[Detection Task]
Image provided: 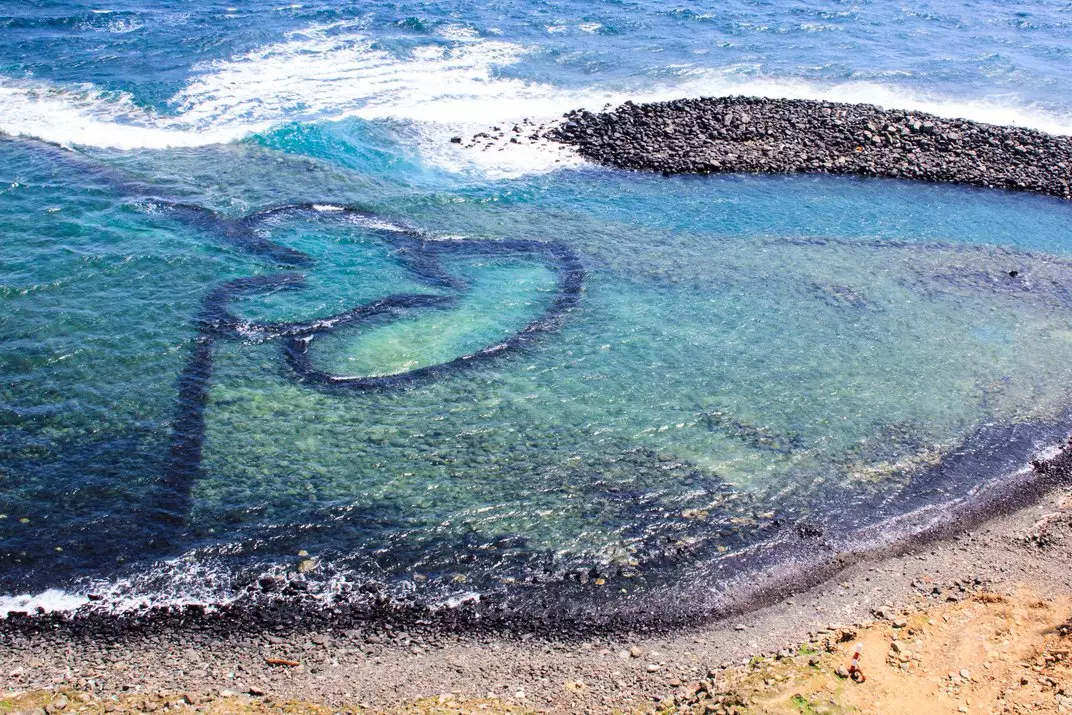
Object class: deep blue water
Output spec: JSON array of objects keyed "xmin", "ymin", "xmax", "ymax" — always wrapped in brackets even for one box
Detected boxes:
[{"xmin": 2, "ymin": 0, "xmax": 1072, "ymax": 617}]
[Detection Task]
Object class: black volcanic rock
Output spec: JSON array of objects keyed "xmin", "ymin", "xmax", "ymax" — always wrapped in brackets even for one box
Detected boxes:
[{"xmin": 547, "ymin": 96, "xmax": 1072, "ymax": 199}]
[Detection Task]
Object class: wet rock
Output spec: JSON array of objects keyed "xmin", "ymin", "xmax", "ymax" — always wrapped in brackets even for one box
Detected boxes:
[{"xmin": 258, "ymin": 576, "xmax": 285, "ymax": 593}]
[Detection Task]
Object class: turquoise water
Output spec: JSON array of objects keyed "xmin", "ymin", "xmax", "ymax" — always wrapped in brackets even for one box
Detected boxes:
[{"xmin": 3, "ymin": 1, "xmax": 1072, "ymax": 613}]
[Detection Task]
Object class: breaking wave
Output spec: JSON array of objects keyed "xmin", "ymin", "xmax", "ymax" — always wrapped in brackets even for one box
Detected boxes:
[{"xmin": 2, "ymin": 19, "xmax": 1072, "ymax": 177}]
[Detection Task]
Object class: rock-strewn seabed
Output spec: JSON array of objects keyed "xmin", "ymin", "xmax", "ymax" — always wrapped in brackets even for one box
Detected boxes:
[{"xmin": 548, "ymin": 96, "xmax": 1072, "ymax": 199}]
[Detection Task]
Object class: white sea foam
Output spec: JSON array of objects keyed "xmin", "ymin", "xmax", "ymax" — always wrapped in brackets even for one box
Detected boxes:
[
  {"xmin": 0, "ymin": 82, "xmax": 258, "ymax": 150},
  {"xmin": 169, "ymin": 20, "xmax": 537, "ymax": 128},
  {"xmin": 438, "ymin": 23, "xmax": 481, "ymax": 41},
  {"xmin": 0, "ymin": 555, "xmax": 258, "ymax": 618},
  {"xmin": 103, "ymin": 17, "xmax": 143, "ymax": 34},
  {"xmin": 694, "ymin": 71, "xmax": 1072, "ymax": 137},
  {"xmin": 0, "ymin": 554, "xmax": 475, "ymax": 618},
  {"xmin": 0, "ymin": 588, "xmax": 89, "ymax": 617},
  {"xmin": 1, "ymin": 20, "xmax": 1071, "ymax": 178}
]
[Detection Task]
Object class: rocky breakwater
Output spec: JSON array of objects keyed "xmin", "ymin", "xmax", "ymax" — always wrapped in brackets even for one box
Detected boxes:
[{"xmin": 547, "ymin": 96, "xmax": 1072, "ymax": 199}]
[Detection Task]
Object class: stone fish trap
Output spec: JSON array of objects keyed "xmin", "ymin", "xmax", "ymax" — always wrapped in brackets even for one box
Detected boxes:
[
  {"xmin": 156, "ymin": 202, "xmax": 585, "ymax": 525},
  {"xmin": 5, "ymin": 134, "xmax": 1072, "ymax": 630}
]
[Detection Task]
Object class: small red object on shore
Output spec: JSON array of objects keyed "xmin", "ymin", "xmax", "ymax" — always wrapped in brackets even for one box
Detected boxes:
[
  {"xmin": 848, "ymin": 643, "xmax": 866, "ymax": 683},
  {"xmin": 265, "ymin": 657, "xmax": 300, "ymax": 667}
]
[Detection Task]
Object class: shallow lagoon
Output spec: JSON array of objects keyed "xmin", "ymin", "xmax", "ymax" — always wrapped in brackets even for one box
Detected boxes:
[{"xmin": 3, "ymin": 134, "xmax": 1072, "ymax": 614}]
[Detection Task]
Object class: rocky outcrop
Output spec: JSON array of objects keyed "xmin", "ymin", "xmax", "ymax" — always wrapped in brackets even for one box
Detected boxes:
[{"xmin": 548, "ymin": 96, "xmax": 1072, "ymax": 199}]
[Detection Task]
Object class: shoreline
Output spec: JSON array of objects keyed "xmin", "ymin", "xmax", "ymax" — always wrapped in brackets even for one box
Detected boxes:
[
  {"xmin": 3, "ymin": 480, "xmax": 1069, "ymax": 713},
  {"xmin": 3, "ymin": 415, "xmax": 1070, "ymax": 639},
  {"xmin": 5, "ymin": 427, "xmax": 1071, "ymax": 627}
]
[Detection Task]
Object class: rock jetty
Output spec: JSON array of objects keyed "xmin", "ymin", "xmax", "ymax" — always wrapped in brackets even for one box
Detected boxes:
[{"xmin": 548, "ymin": 96, "xmax": 1072, "ymax": 199}]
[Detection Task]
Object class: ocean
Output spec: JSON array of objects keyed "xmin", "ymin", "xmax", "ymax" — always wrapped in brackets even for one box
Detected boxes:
[{"xmin": 2, "ymin": 0, "xmax": 1072, "ymax": 621}]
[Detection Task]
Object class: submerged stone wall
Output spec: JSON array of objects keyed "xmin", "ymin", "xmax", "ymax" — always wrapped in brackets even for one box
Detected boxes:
[{"xmin": 548, "ymin": 96, "xmax": 1072, "ymax": 199}]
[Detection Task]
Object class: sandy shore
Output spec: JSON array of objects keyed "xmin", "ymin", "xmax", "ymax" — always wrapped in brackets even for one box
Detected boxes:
[{"xmin": 2, "ymin": 482, "xmax": 1069, "ymax": 714}]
